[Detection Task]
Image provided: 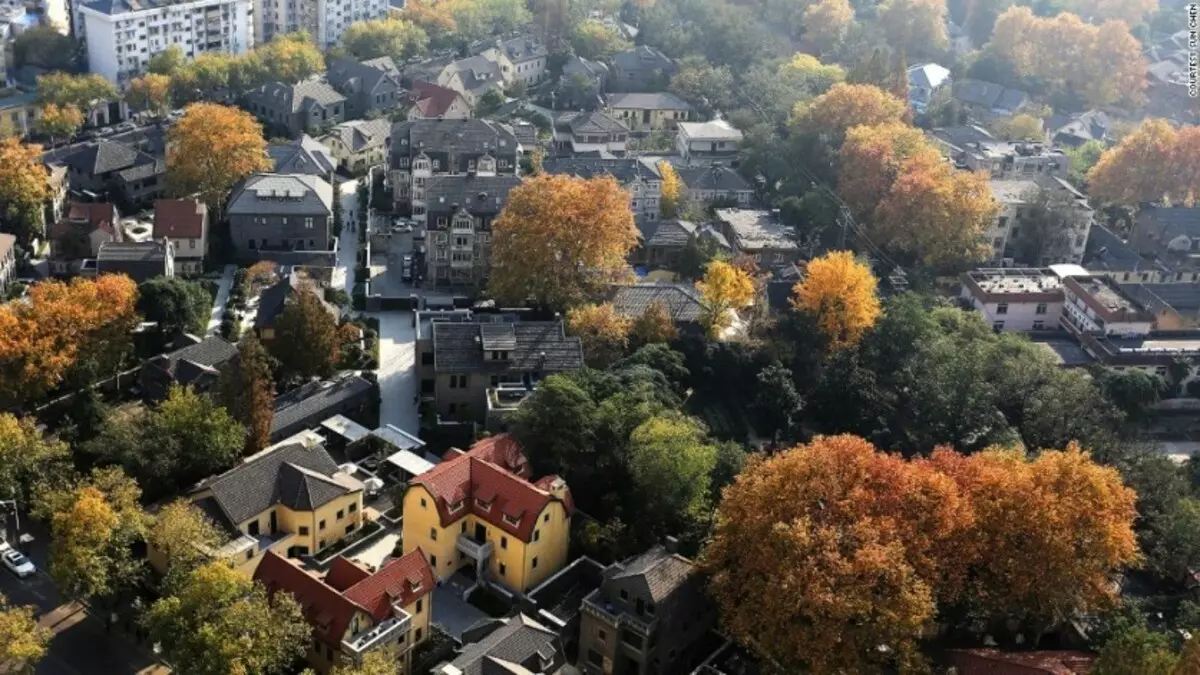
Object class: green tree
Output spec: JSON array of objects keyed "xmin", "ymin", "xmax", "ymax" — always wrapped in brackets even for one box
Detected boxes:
[
  {"xmin": 1096, "ymin": 368, "xmax": 1162, "ymax": 423},
  {"xmin": 148, "ymin": 500, "xmax": 226, "ymax": 593},
  {"xmin": 1144, "ymin": 498, "xmax": 1200, "ymax": 584},
  {"xmin": 137, "ymin": 276, "xmax": 213, "ymax": 336},
  {"xmin": 627, "ymin": 415, "xmax": 718, "ymax": 536},
  {"xmin": 269, "ymin": 288, "xmax": 339, "ymax": 379},
  {"xmin": 36, "ymin": 72, "xmax": 118, "ymax": 110},
  {"xmin": 476, "ymin": 89, "xmax": 505, "ymax": 117},
  {"xmin": 513, "ymin": 374, "xmax": 599, "ymax": 480},
  {"xmin": 0, "ymin": 595, "xmax": 52, "ymax": 674},
  {"xmin": 256, "ymin": 32, "xmax": 325, "ymax": 84},
  {"xmin": 340, "ymin": 17, "xmax": 429, "ymax": 62},
  {"xmin": 669, "ymin": 57, "xmax": 735, "ymax": 117},
  {"xmin": 11, "ymin": 25, "xmax": 77, "ymax": 71},
  {"xmin": 145, "ymin": 562, "xmax": 309, "ymax": 675},
  {"xmin": 1093, "ymin": 626, "xmax": 1178, "ymax": 675},
  {"xmin": 0, "ymin": 414, "xmax": 70, "ymax": 506},
  {"xmin": 570, "ymin": 19, "xmax": 632, "ymax": 60},
  {"xmin": 148, "ymin": 44, "xmax": 187, "ymax": 75},
  {"xmin": 1067, "ymin": 139, "xmax": 1107, "ymax": 185},
  {"xmin": 753, "ymin": 362, "xmax": 804, "ymax": 443},
  {"xmin": 218, "ymin": 333, "xmax": 276, "ymax": 455}
]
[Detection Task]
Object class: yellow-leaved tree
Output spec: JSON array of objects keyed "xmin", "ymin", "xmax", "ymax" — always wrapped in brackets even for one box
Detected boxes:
[
  {"xmin": 802, "ymin": 0, "xmax": 854, "ymax": 55},
  {"xmin": 0, "ymin": 136, "xmax": 50, "ymax": 244},
  {"xmin": 35, "ymin": 103, "xmax": 85, "ymax": 143},
  {"xmin": 791, "ymin": 83, "xmax": 908, "ymax": 145},
  {"xmin": 1087, "ymin": 119, "xmax": 1200, "ymax": 206},
  {"xmin": 566, "ymin": 302, "xmax": 633, "ymax": 368},
  {"xmin": 125, "ymin": 73, "xmax": 173, "ymax": 117},
  {"xmin": 696, "ymin": 260, "xmax": 755, "ymax": 338},
  {"xmin": 658, "ymin": 160, "xmax": 682, "ymax": 220},
  {"xmin": 167, "ymin": 103, "xmax": 270, "ymax": 213},
  {"xmin": 489, "ymin": 174, "xmax": 638, "ymax": 311},
  {"xmin": 792, "ymin": 251, "xmax": 882, "ymax": 350}
]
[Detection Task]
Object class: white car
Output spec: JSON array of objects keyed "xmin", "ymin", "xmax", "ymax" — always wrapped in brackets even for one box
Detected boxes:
[{"xmin": 0, "ymin": 544, "xmax": 35, "ymax": 579}]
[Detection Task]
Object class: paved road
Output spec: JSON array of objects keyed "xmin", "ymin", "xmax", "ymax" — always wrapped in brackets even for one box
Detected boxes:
[
  {"xmin": 205, "ymin": 264, "xmax": 236, "ymax": 336},
  {"xmin": 374, "ymin": 311, "xmax": 419, "ymax": 434},
  {"xmin": 335, "ymin": 177, "xmax": 361, "ymax": 295}
]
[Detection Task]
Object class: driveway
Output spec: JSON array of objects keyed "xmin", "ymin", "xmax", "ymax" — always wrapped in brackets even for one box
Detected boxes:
[
  {"xmin": 334, "ymin": 176, "xmax": 361, "ymax": 295},
  {"xmin": 205, "ymin": 264, "xmax": 236, "ymax": 336},
  {"xmin": 373, "ymin": 311, "xmax": 419, "ymax": 434},
  {"xmin": 432, "ymin": 577, "xmax": 490, "ymax": 642}
]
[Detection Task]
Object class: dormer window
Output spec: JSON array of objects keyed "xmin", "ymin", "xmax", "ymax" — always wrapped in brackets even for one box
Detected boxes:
[
  {"xmin": 502, "ymin": 513, "xmax": 520, "ymax": 526},
  {"xmin": 491, "ymin": 350, "xmax": 508, "ymax": 361},
  {"xmin": 475, "ymin": 497, "xmax": 492, "ymax": 510},
  {"xmin": 448, "ymin": 500, "xmax": 464, "ymax": 513}
]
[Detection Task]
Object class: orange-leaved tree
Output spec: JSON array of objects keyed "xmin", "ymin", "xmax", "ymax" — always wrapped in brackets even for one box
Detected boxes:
[
  {"xmin": 125, "ymin": 74, "xmax": 172, "ymax": 117},
  {"xmin": 565, "ymin": 303, "xmax": 633, "ymax": 368},
  {"xmin": 630, "ymin": 301, "xmax": 678, "ymax": 345},
  {"xmin": 34, "ymin": 103, "xmax": 84, "ymax": 143},
  {"xmin": 217, "ymin": 332, "xmax": 275, "ymax": 455},
  {"xmin": 696, "ymin": 260, "xmax": 755, "ymax": 338},
  {"xmin": 0, "ymin": 275, "xmax": 139, "ymax": 406},
  {"xmin": 802, "ymin": 0, "xmax": 855, "ymax": 55},
  {"xmin": 489, "ymin": 174, "xmax": 638, "ymax": 311},
  {"xmin": 1087, "ymin": 119, "xmax": 1200, "ymax": 206},
  {"xmin": 167, "ymin": 103, "xmax": 270, "ymax": 213},
  {"xmin": 0, "ymin": 136, "xmax": 51, "ymax": 244},
  {"xmin": 792, "ymin": 250, "xmax": 882, "ymax": 350},
  {"xmin": 837, "ymin": 121, "xmax": 934, "ymax": 220},
  {"xmin": 790, "ymin": 83, "xmax": 908, "ymax": 144}
]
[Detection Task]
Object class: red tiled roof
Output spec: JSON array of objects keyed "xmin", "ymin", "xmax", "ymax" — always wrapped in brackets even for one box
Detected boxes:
[
  {"xmin": 411, "ymin": 80, "xmax": 461, "ymax": 117},
  {"xmin": 946, "ymin": 649, "xmax": 1095, "ymax": 675},
  {"xmin": 342, "ymin": 548, "xmax": 435, "ymax": 619},
  {"xmin": 58, "ymin": 202, "xmax": 117, "ymax": 238},
  {"xmin": 324, "ymin": 556, "xmax": 371, "ymax": 592},
  {"xmin": 410, "ymin": 435, "xmax": 573, "ymax": 542},
  {"xmin": 153, "ymin": 199, "xmax": 207, "ymax": 239},
  {"xmin": 254, "ymin": 550, "xmax": 365, "ymax": 648}
]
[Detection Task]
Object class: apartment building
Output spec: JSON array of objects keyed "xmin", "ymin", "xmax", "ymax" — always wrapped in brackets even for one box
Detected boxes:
[
  {"xmin": 541, "ymin": 157, "xmax": 662, "ymax": 222},
  {"xmin": 388, "ymin": 119, "xmax": 518, "ymax": 214},
  {"xmin": 402, "ymin": 434, "xmax": 574, "ymax": 594},
  {"xmin": 675, "ymin": 119, "xmax": 742, "ymax": 164},
  {"xmin": 958, "ymin": 140, "xmax": 1068, "ymax": 180},
  {"xmin": 255, "ymin": 0, "xmax": 387, "ymax": 48},
  {"xmin": 986, "ymin": 177, "xmax": 1093, "ymax": 265},
  {"xmin": 80, "ymin": 0, "xmax": 252, "ymax": 84},
  {"xmin": 959, "ymin": 267, "xmax": 1067, "ymax": 332},
  {"xmin": 421, "ymin": 172, "xmax": 521, "ymax": 288},
  {"xmin": 226, "ymin": 173, "xmax": 334, "ymax": 256},
  {"xmin": 256, "ymin": 550, "xmax": 435, "ymax": 673}
]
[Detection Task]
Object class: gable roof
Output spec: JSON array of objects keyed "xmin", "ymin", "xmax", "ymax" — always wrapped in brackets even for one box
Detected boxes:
[
  {"xmin": 326, "ymin": 55, "xmax": 399, "ymax": 95},
  {"xmin": 431, "ymin": 321, "xmax": 583, "ymax": 374},
  {"xmin": 145, "ymin": 335, "xmax": 238, "ymax": 384},
  {"xmin": 253, "ymin": 80, "xmax": 346, "ymax": 113},
  {"xmin": 675, "ymin": 165, "xmax": 751, "ymax": 192},
  {"xmin": 541, "ymin": 156, "xmax": 661, "ymax": 183},
  {"xmin": 322, "ymin": 119, "xmax": 392, "ymax": 152},
  {"xmin": 392, "ymin": 118, "xmax": 518, "ymax": 157},
  {"xmin": 611, "ymin": 45, "xmax": 674, "ymax": 74},
  {"xmin": 268, "ymin": 135, "xmax": 337, "ymax": 176},
  {"xmin": 481, "ymin": 36, "xmax": 548, "ymax": 63},
  {"xmin": 610, "ymin": 283, "xmax": 703, "ymax": 323},
  {"xmin": 563, "ymin": 55, "xmax": 609, "ymax": 79},
  {"xmin": 254, "ymin": 551, "xmax": 367, "ymax": 647},
  {"xmin": 195, "ymin": 441, "xmax": 359, "ymax": 527},
  {"xmin": 409, "ymin": 434, "xmax": 571, "ymax": 542},
  {"xmin": 56, "ymin": 202, "xmax": 118, "ymax": 239},
  {"xmin": 153, "ymin": 199, "xmax": 207, "ymax": 239},
  {"xmin": 612, "ymin": 545, "xmax": 694, "ymax": 603},
  {"xmin": 61, "ymin": 140, "xmax": 139, "ymax": 175},
  {"xmin": 342, "ymin": 548, "xmax": 437, "ymax": 618},
  {"xmin": 607, "ymin": 92, "xmax": 691, "ymax": 111},
  {"xmin": 96, "ymin": 240, "xmax": 171, "ymax": 263},
  {"xmin": 447, "ymin": 56, "xmax": 505, "ymax": 95},
  {"xmin": 907, "ymin": 63, "xmax": 951, "ymax": 91},
  {"xmin": 410, "ymin": 79, "xmax": 466, "ymax": 117},
  {"xmin": 423, "ymin": 174, "xmax": 522, "ymax": 214},
  {"xmin": 555, "ymin": 110, "xmax": 628, "ymax": 135},
  {"xmin": 324, "ymin": 557, "xmax": 372, "ymax": 591},
  {"xmin": 954, "ymin": 79, "xmax": 1029, "ymax": 112},
  {"xmin": 446, "ymin": 614, "xmax": 561, "ymax": 675},
  {"xmin": 227, "ymin": 173, "xmax": 334, "ymax": 216},
  {"xmin": 270, "ymin": 374, "xmax": 375, "ymax": 438}
]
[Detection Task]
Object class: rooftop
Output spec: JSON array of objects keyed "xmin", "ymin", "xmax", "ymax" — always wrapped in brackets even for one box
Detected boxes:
[
  {"xmin": 271, "ymin": 374, "xmax": 375, "ymax": 439},
  {"xmin": 431, "ymin": 321, "xmax": 583, "ymax": 374},
  {"xmin": 1066, "ymin": 275, "xmax": 1149, "ymax": 317},
  {"xmin": 714, "ymin": 208, "xmax": 799, "ymax": 252},
  {"xmin": 541, "ymin": 156, "xmax": 661, "ymax": 184},
  {"xmin": 96, "ymin": 240, "xmax": 171, "ymax": 263},
  {"xmin": 267, "ymin": 135, "xmax": 337, "ymax": 176},
  {"xmin": 228, "ymin": 174, "xmax": 334, "ymax": 216},
  {"xmin": 608, "ymin": 92, "xmax": 692, "ymax": 111},
  {"xmin": 392, "ymin": 118, "xmax": 518, "ymax": 157},
  {"xmin": 989, "ymin": 179, "xmax": 1040, "ymax": 204},
  {"xmin": 153, "ymin": 199, "xmax": 207, "ymax": 240},
  {"xmin": 964, "ymin": 268, "xmax": 1064, "ymax": 295},
  {"xmin": 678, "ymin": 119, "xmax": 743, "ymax": 141},
  {"xmin": 440, "ymin": 614, "xmax": 561, "ymax": 675},
  {"xmin": 610, "ymin": 283, "xmax": 703, "ymax": 323}
]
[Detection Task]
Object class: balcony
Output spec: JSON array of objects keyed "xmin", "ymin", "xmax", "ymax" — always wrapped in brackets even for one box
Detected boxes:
[
  {"xmin": 581, "ymin": 590, "xmax": 657, "ymax": 636},
  {"xmin": 456, "ymin": 533, "xmax": 494, "ymax": 561},
  {"xmin": 342, "ymin": 606, "xmax": 412, "ymax": 657}
]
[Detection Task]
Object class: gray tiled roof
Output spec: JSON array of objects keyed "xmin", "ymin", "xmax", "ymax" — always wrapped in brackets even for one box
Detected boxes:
[
  {"xmin": 541, "ymin": 157, "xmax": 661, "ymax": 183},
  {"xmin": 610, "ymin": 283, "xmax": 703, "ymax": 323},
  {"xmin": 392, "ymin": 119, "xmax": 518, "ymax": 157},
  {"xmin": 423, "ymin": 175, "xmax": 521, "ymax": 214},
  {"xmin": 483, "ymin": 36, "xmax": 548, "ymax": 63},
  {"xmin": 152, "ymin": 335, "xmax": 238, "ymax": 376},
  {"xmin": 322, "ymin": 119, "xmax": 391, "ymax": 152},
  {"xmin": 676, "ymin": 165, "xmax": 751, "ymax": 193},
  {"xmin": 448, "ymin": 56, "xmax": 504, "ymax": 94},
  {"xmin": 115, "ymin": 155, "xmax": 165, "ymax": 183},
  {"xmin": 447, "ymin": 614, "xmax": 561, "ymax": 675},
  {"xmin": 563, "ymin": 55, "xmax": 608, "ymax": 79},
  {"xmin": 643, "ymin": 219, "xmax": 697, "ymax": 248},
  {"xmin": 556, "ymin": 110, "xmax": 627, "ymax": 135},
  {"xmin": 1121, "ymin": 283, "xmax": 1200, "ymax": 312},
  {"xmin": 326, "ymin": 56, "xmax": 398, "ymax": 94},
  {"xmin": 271, "ymin": 375, "xmax": 374, "ymax": 438},
  {"xmin": 227, "ymin": 174, "xmax": 334, "ymax": 216},
  {"xmin": 928, "ymin": 124, "xmax": 995, "ymax": 150},
  {"xmin": 195, "ymin": 441, "xmax": 354, "ymax": 526},
  {"xmin": 607, "ymin": 92, "xmax": 691, "ymax": 111},
  {"xmin": 612, "ymin": 545, "xmax": 695, "ymax": 603},
  {"xmin": 268, "ymin": 135, "xmax": 337, "ymax": 176},
  {"xmin": 611, "ymin": 45, "xmax": 673, "ymax": 74},
  {"xmin": 96, "ymin": 240, "xmax": 171, "ymax": 262},
  {"xmin": 61, "ymin": 140, "xmax": 138, "ymax": 175},
  {"xmin": 253, "ymin": 80, "xmax": 345, "ymax": 113},
  {"xmin": 432, "ymin": 321, "xmax": 583, "ymax": 374}
]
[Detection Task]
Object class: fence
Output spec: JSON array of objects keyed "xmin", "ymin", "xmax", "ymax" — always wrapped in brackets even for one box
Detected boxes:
[{"xmin": 33, "ymin": 366, "xmax": 143, "ymax": 422}]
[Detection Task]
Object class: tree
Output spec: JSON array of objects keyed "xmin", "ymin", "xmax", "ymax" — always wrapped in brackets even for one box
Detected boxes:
[
  {"xmin": 148, "ymin": 500, "xmax": 225, "ymax": 591},
  {"xmin": 0, "ymin": 136, "xmax": 50, "ymax": 245},
  {"xmin": 41, "ymin": 468, "xmax": 148, "ymax": 605},
  {"xmin": 658, "ymin": 160, "xmax": 683, "ymax": 219},
  {"xmin": 148, "ymin": 44, "xmax": 186, "ymax": 75},
  {"xmin": 0, "ymin": 595, "xmax": 51, "ymax": 673},
  {"xmin": 566, "ymin": 303, "xmax": 633, "ymax": 368},
  {"xmin": 146, "ymin": 562, "xmax": 309, "ymax": 675},
  {"xmin": 167, "ymin": 103, "xmax": 270, "ymax": 213},
  {"xmin": 489, "ymin": 174, "xmax": 638, "ymax": 311},
  {"xmin": 792, "ymin": 83, "xmax": 907, "ymax": 145},
  {"xmin": 992, "ymin": 113, "xmax": 1044, "ymax": 141},
  {"xmin": 0, "ymin": 275, "xmax": 139, "ymax": 406},
  {"xmin": 792, "ymin": 251, "xmax": 882, "ymax": 350},
  {"xmin": 1144, "ymin": 497, "xmax": 1200, "ymax": 584},
  {"xmin": 218, "ymin": 333, "xmax": 276, "ymax": 455},
  {"xmin": 36, "ymin": 72, "xmax": 117, "ymax": 110},
  {"xmin": 513, "ymin": 374, "xmax": 600, "ymax": 480},
  {"xmin": 668, "ymin": 58, "xmax": 736, "ymax": 116},
  {"xmin": 571, "ymin": 19, "xmax": 631, "ymax": 60},
  {"xmin": 630, "ymin": 301, "xmax": 678, "ymax": 345},
  {"xmin": 0, "ymin": 414, "xmax": 70, "ymax": 507},
  {"xmin": 1093, "ymin": 626, "xmax": 1178, "ymax": 675},
  {"xmin": 256, "ymin": 32, "xmax": 325, "ymax": 83},
  {"xmin": 697, "ymin": 260, "xmax": 754, "ymax": 338},
  {"xmin": 34, "ymin": 103, "xmax": 84, "ymax": 143},
  {"xmin": 877, "ymin": 0, "xmax": 948, "ymax": 58},
  {"xmin": 803, "ymin": 0, "xmax": 854, "ymax": 55},
  {"xmin": 11, "ymin": 25, "xmax": 77, "ymax": 72},
  {"xmin": 137, "ymin": 276, "xmax": 212, "ymax": 336},
  {"xmin": 753, "ymin": 363, "xmax": 804, "ymax": 443},
  {"xmin": 125, "ymin": 74, "xmax": 172, "ymax": 117},
  {"xmin": 1087, "ymin": 120, "xmax": 1190, "ymax": 206},
  {"xmin": 1067, "ymin": 139, "xmax": 1107, "ymax": 185},
  {"xmin": 475, "ymin": 89, "xmax": 504, "ymax": 117},
  {"xmin": 627, "ymin": 415, "xmax": 718, "ymax": 534},
  {"xmin": 341, "ymin": 17, "xmax": 429, "ymax": 61},
  {"xmin": 269, "ymin": 287, "xmax": 339, "ymax": 379},
  {"xmin": 331, "ymin": 652, "xmax": 398, "ymax": 675},
  {"xmin": 1008, "ymin": 186, "xmax": 1089, "ymax": 265}
]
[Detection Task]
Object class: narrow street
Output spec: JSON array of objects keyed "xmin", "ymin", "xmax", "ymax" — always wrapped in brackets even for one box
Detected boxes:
[
  {"xmin": 373, "ymin": 311, "xmax": 419, "ymax": 435},
  {"xmin": 205, "ymin": 264, "xmax": 236, "ymax": 336},
  {"xmin": 334, "ymin": 176, "xmax": 361, "ymax": 295}
]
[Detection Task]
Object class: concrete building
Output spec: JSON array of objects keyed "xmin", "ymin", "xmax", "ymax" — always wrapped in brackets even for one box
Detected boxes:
[
  {"xmin": 152, "ymin": 198, "xmax": 207, "ymax": 274},
  {"xmin": 986, "ymin": 177, "xmax": 1093, "ymax": 265},
  {"xmin": 713, "ymin": 208, "xmax": 800, "ymax": 267},
  {"xmin": 551, "ymin": 110, "xmax": 628, "ymax": 156},
  {"xmin": 80, "ymin": 0, "xmax": 252, "ymax": 84},
  {"xmin": 606, "ymin": 92, "xmax": 691, "ymax": 133},
  {"xmin": 0, "ymin": 233, "xmax": 17, "ymax": 290},
  {"xmin": 389, "ymin": 119, "xmax": 518, "ymax": 214},
  {"xmin": 959, "ymin": 267, "xmax": 1069, "ymax": 332},
  {"xmin": 255, "ymin": 0, "xmax": 387, "ymax": 48},
  {"xmin": 958, "ymin": 140, "xmax": 1069, "ymax": 180},
  {"xmin": 541, "ymin": 157, "xmax": 662, "ymax": 222},
  {"xmin": 477, "ymin": 36, "xmax": 548, "ymax": 87},
  {"xmin": 421, "ymin": 173, "xmax": 521, "ymax": 289},
  {"xmin": 1061, "ymin": 275, "xmax": 1156, "ymax": 338},
  {"xmin": 675, "ymin": 118, "xmax": 741, "ymax": 164},
  {"xmin": 227, "ymin": 173, "xmax": 334, "ymax": 257}
]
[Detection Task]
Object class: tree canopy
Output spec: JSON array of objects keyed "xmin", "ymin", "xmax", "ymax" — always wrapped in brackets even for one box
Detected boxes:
[
  {"xmin": 1087, "ymin": 120, "xmax": 1200, "ymax": 206},
  {"xmin": 268, "ymin": 287, "xmax": 340, "ymax": 379},
  {"xmin": 341, "ymin": 17, "xmax": 430, "ymax": 62},
  {"xmin": 167, "ymin": 103, "xmax": 271, "ymax": 213},
  {"xmin": 137, "ymin": 276, "xmax": 212, "ymax": 337},
  {"xmin": 0, "ymin": 595, "xmax": 52, "ymax": 673},
  {"xmin": 792, "ymin": 250, "xmax": 881, "ymax": 350}
]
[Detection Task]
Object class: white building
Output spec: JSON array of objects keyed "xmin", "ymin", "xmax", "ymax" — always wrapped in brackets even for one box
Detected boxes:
[
  {"xmin": 676, "ymin": 118, "xmax": 742, "ymax": 164},
  {"xmin": 987, "ymin": 177, "xmax": 1093, "ymax": 266},
  {"xmin": 81, "ymin": 0, "xmax": 252, "ymax": 84},
  {"xmin": 255, "ymin": 0, "xmax": 387, "ymax": 49},
  {"xmin": 959, "ymin": 267, "xmax": 1070, "ymax": 332}
]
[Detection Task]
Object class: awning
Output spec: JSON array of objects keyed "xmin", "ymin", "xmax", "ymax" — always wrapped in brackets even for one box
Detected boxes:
[
  {"xmin": 370, "ymin": 424, "xmax": 425, "ymax": 452},
  {"xmin": 386, "ymin": 450, "xmax": 435, "ymax": 477},
  {"xmin": 320, "ymin": 415, "xmax": 369, "ymax": 443}
]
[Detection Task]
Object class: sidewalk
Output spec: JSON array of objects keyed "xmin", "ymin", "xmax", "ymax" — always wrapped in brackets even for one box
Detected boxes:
[{"xmin": 205, "ymin": 264, "xmax": 237, "ymax": 336}]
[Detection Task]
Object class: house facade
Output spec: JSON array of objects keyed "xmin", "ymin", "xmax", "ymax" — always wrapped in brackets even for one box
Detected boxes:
[
  {"xmin": 675, "ymin": 165, "xmax": 754, "ymax": 207},
  {"xmin": 245, "ymin": 81, "xmax": 347, "ymax": 137},
  {"xmin": 402, "ymin": 434, "xmax": 574, "ymax": 594},
  {"xmin": 405, "ymin": 80, "xmax": 473, "ymax": 120},
  {"xmin": 57, "ymin": 139, "xmax": 166, "ymax": 209},
  {"xmin": 421, "ymin": 173, "xmax": 522, "ymax": 288},
  {"xmin": 675, "ymin": 119, "xmax": 742, "ymax": 163},
  {"xmin": 959, "ymin": 267, "xmax": 1067, "ymax": 332},
  {"xmin": 0, "ymin": 233, "xmax": 16, "ymax": 290},
  {"xmin": 551, "ymin": 110, "xmax": 629, "ymax": 156},
  {"xmin": 986, "ymin": 177, "xmax": 1092, "ymax": 265},
  {"xmin": 153, "ymin": 198, "xmax": 208, "ymax": 274},
  {"xmin": 227, "ymin": 174, "xmax": 334, "ymax": 257},
  {"xmin": 389, "ymin": 119, "xmax": 519, "ymax": 214},
  {"xmin": 255, "ymin": 549, "xmax": 434, "ymax": 674},
  {"xmin": 320, "ymin": 119, "xmax": 391, "ymax": 173},
  {"xmin": 478, "ymin": 36, "xmax": 548, "ymax": 87},
  {"xmin": 607, "ymin": 93, "xmax": 692, "ymax": 133},
  {"xmin": 49, "ymin": 202, "xmax": 121, "ymax": 276},
  {"xmin": 326, "ymin": 55, "xmax": 403, "ymax": 119},
  {"xmin": 94, "ymin": 239, "xmax": 175, "ymax": 281},
  {"xmin": 541, "ymin": 157, "xmax": 662, "ymax": 222}
]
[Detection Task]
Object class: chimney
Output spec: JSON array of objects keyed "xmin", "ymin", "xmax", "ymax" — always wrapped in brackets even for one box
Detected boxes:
[{"xmin": 664, "ymin": 536, "xmax": 679, "ymax": 553}]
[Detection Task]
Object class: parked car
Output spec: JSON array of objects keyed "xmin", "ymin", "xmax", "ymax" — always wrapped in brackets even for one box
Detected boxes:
[
  {"xmin": 0, "ymin": 543, "xmax": 35, "ymax": 579},
  {"xmin": 115, "ymin": 121, "xmax": 137, "ymax": 133}
]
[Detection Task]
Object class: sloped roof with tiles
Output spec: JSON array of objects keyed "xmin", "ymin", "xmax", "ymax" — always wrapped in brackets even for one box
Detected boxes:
[
  {"xmin": 410, "ymin": 79, "xmax": 466, "ymax": 117},
  {"xmin": 342, "ymin": 548, "xmax": 436, "ymax": 619},
  {"xmin": 607, "ymin": 92, "xmax": 691, "ymax": 111},
  {"xmin": 446, "ymin": 614, "xmax": 561, "ymax": 675},
  {"xmin": 252, "ymin": 80, "xmax": 346, "ymax": 113},
  {"xmin": 58, "ymin": 202, "xmax": 118, "ymax": 237},
  {"xmin": 610, "ymin": 283, "xmax": 703, "ymax": 323},
  {"xmin": 268, "ymin": 135, "xmax": 337, "ymax": 176},
  {"xmin": 409, "ymin": 434, "xmax": 571, "ymax": 542},
  {"xmin": 153, "ymin": 199, "xmax": 207, "ymax": 239},
  {"xmin": 612, "ymin": 545, "xmax": 695, "ymax": 603},
  {"xmin": 324, "ymin": 557, "xmax": 372, "ymax": 591},
  {"xmin": 255, "ymin": 551, "xmax": 366, "ymax": 647},
  {"xmin": 323, "ymin": 119, "xmax": 392, "ymax": 152},
  {"xmin": 432, "ymin": 321, "xmax": 583, "ymax": 374}
]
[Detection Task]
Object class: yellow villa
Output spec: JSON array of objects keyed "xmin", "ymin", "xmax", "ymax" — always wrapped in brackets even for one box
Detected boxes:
[{"xmin": 402, "ymin": 434, "xmax": 573, "ymax": 594}]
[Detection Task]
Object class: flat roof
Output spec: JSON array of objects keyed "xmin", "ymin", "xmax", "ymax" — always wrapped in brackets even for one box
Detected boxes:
[
  {"xmin": 370, "ymin": 423, "xmax": 425, "ymax": 452},
  {"xmin": 714, "ymin": 208, "xmax": 799, "ymax": 251},
  {"xmin": 319, "ymin": 414, "xmax": 369, "ymax": 443},
  {"xmin": 1069, "ymin": 276, "xmax": 1145, "ymax": 316},
  {"xmin": 385, "ymin": 449, "xmax": 435, "ymax": 476},
  {"xmin": 967, "ymin": 268, "xmax": 1062, "ymax": 295}
]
